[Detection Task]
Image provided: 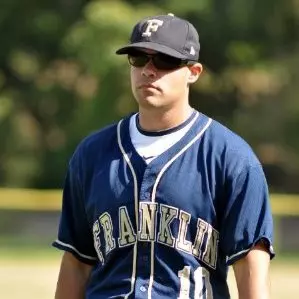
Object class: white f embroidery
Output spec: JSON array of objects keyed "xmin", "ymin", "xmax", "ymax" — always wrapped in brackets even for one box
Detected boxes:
[{"xmin": 142, "ymin": 19, "xmax": 164, "ymax": 37}]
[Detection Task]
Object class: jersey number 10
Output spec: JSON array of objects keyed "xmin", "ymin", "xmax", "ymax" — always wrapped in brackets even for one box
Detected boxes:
[{"xmin": 178, "ymin": 266, "xmax": 213, "ymax": 299}]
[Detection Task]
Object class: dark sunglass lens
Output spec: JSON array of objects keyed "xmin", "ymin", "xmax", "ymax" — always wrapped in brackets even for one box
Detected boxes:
[
  {"xmin": 128, "ymin": 51, "xmax": 187, "ymax": 70},
  {"xmin": 153, "ymin": 54, "xmax": 183, "ymax": 70},
  {"xmin": 128, "ymin": 53, "xmax": 149, "ymax": 67}
]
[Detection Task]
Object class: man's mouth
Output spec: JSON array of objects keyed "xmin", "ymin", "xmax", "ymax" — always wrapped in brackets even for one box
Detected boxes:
[{"xmin": 139, "ymin": 84, "xmax": 160, "ymax": 91}]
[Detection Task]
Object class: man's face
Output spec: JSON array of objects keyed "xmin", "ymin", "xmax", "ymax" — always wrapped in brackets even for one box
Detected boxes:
[{"xmin": 130, "ymin": 49, "xmax": 200, "ymax": 110}]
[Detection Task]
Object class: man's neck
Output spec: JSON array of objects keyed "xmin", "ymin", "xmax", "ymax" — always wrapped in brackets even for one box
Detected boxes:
[{"xmin": 138, "ymin": 104, "xmax": 194, "ymax": 132}]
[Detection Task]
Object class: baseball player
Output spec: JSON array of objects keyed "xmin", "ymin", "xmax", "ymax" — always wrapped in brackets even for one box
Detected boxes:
[{"xmin": 53, "ymin": 14, "xmax": 275, "ymax": 299}]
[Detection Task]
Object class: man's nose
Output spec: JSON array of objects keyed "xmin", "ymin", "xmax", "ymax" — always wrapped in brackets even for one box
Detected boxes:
[{"xmin": 142, "ymin": 60, "xmax": 157, "ymax": 78}]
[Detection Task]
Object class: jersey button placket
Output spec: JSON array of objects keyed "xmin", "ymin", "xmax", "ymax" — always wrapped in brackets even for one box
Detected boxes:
[
  {"xmin": 142, "ymin": 255, "xmax": 149, "ymax": 262},
  {"xmin": 137, "ymin": 169, "xmax": 156, "ymax": 297}
]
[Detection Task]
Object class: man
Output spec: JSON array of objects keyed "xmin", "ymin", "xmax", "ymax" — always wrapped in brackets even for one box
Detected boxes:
[{"xmin": 53, "ymin": 13, "xmax": 275, "ymax": 299}]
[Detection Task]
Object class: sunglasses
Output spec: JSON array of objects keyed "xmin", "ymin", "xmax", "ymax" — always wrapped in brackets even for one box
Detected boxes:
[{"xmin": 127, "ymin": 50, "xmax": 194, "ymax": 71}]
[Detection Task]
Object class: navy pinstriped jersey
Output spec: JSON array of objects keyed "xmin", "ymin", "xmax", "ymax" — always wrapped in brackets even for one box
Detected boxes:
[{"xmin": 53, "ymin": 111, "xmax": 274, "ymax": 299}]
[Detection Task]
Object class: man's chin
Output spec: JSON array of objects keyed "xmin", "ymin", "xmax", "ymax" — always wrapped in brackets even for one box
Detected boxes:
[{"xmin": 137, "ymin": 96, "xmax": 162, "ymax": 108}]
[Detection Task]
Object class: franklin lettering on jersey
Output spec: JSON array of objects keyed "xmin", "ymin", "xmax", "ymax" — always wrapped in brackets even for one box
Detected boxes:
[{"xmin": 53, "ymin": 111, "xmax": 274, "ymax": 299}]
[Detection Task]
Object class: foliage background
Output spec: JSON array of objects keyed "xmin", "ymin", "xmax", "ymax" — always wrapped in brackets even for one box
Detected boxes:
[{"xmin": 0, "ymin": 0, "xmax": 298, "ymax": 193}]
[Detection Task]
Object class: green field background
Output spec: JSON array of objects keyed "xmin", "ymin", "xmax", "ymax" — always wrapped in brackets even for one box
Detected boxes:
[
  {"xmin": 0, "ymin": 248, "xmax": 298, "ymax": 299},
  {"xmin": 0, "ymin": 189, "xmax": 299, "ymax": 298}
]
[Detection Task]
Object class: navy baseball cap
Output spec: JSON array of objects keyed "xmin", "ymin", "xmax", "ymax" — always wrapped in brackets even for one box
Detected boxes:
[{"xmin": 116, "ymin": 14, "xmax": 200, "ymax": 61}]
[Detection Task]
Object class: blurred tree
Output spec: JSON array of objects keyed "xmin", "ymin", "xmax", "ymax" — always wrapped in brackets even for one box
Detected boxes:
[
  {"xmin": 0, "ymin": 0, "xmax": 92, "ymax": 188},
  {"xmin": 0, "ymin": 0, "xmax": 298, "ymax": 193}
]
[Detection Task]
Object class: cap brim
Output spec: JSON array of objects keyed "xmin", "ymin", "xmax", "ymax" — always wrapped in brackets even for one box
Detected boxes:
[{"xmin": 116, "ymin": 42, "xmax": 188, "ymax": 60}]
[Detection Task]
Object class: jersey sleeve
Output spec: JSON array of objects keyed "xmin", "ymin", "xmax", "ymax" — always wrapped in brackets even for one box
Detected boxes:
[
  {"xmin": 52, "ymin": 149, "xmax": 98, "ymax": 265},
  {"xmin": 219, "ymin": 161, "xmax": 275, "ymax": 265}
]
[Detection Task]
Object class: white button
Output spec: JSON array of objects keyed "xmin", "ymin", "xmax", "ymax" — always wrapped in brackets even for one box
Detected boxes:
[{"xmin": 140, "ymin": 285, "xmax": 147, "ymax": 292}]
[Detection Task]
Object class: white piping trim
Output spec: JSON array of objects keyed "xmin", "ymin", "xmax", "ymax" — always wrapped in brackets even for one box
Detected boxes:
[
  {"xmin": 117, "ymin": 120, "xmax": 139, "ymax": 299},
  {"xmin": 151, "ymin": 118, "xmax": 212, "ymax": 203},
  {"xmin": 227, "ymin": 248, "xmax": 251, "ymax": 263},
  {"xmin": 186, "ymin": 110, "xmax": 199, "ymax": 129},
  {"xmin": 148, "ymin": 117, "xmax": 213, "ymax": 299},
  {"xmin": 54, "ymin": 240, "xmax": 97, "ymax": 260}
]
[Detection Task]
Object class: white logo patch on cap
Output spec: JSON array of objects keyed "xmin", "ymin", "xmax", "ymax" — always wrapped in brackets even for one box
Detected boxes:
[
  {"xmin": 142, "ymin": 19, "xmax": 164, "ymax": 37},
  {"xmin": 190, "ymin": 46, "xmax": 196, "ymax": 55}
]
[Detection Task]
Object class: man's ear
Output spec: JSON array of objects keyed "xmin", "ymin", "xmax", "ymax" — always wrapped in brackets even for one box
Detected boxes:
[{"xmin": 188, "ymin": 63, "xmax": 203, "ymax": 84}]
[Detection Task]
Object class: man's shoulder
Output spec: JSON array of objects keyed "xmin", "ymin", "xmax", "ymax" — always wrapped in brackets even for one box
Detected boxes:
[
  {"xmin": 205, "ymin": 116, "xmax": 261, "ymax": 166},
  {"xmin": 73, "ymin": 116, "xmax": 128, "ymax": 161},
  {"xmin": 209, "ymin": 118, "xmax": 248, "ymax": 146},
  {"xmin": 80, "ymin": 122, "xmax": 118, "ymax": 151}
]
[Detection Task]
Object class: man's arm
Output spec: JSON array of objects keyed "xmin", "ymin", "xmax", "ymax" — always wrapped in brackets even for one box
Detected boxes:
[
  {"xmin": 55, "ymin": 251, "xmax": 93, "ymax": 299},
  {"xmin": 233, "ymin": 242, "xmax": 271, "ymax": 299}
]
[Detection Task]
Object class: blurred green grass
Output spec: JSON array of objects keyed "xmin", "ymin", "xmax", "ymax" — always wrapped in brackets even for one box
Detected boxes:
[
  {"xmin": 0, "ymin": 235, "xmax": 59, "ymax": 261},
  {"xmin": 0, "ymin": 237, "xmax": 298, "ymax": 299},
  {"xmin": 1, "ymin": 234, "xmax": 298, "ymax": 262}
]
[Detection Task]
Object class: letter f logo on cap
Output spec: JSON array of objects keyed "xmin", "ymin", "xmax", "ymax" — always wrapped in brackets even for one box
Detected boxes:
[{"xmin": 142, "ymin": 19, "xmax": 164, "ymax": 37}]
